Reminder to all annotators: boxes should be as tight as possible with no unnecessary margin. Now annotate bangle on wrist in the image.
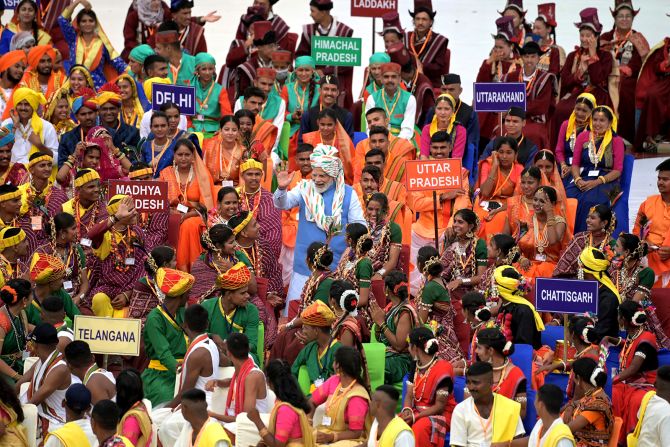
[599,175,606,184]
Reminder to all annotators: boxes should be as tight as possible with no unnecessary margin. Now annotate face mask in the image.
[275,69,289,81]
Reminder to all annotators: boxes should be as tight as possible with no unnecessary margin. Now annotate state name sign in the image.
[473,82,526,113]
[74,315,141,356]
[311,36,362,67]
[404,159,462,192]
[108,180,168,213]
[535,278,599,315]
[351,0,397,17]
[152,84,196,116]
[2,0,20,8]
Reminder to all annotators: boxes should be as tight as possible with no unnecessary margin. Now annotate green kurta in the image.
[190,80,227,137]
[370,88,412,136]
[27,289,81,326]
[291,339,341,383]
[141,306,187,406]
[285,81,320,136]
[200,297,260,364]
[169,52,196,86]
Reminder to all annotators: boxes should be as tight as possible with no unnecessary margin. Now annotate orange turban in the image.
[216,262,251,290]
[27,45,56,70]
[0,50,27,73]
[300,301,336,327]
[30,252,66,285]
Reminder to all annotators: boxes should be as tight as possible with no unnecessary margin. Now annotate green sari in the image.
[0,309,28,376]
[379,301,419,384]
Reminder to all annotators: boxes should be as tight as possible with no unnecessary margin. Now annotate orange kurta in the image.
[159,164,215,272]
[281,172,306,248]
[302,123,354,185]
[408,167,471,239]
[353,135,415,184]
[474,159,524,240]
[633,195,670,288]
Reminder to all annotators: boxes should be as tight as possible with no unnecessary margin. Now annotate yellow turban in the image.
[578,247,620,302]
[107,194,129,216]
[30,252,66,285]
[13,88,46,154]
[300,300,336,327]
[0,227,26,250]
[240,159,264,174]
[156,267,195,297]
[494,265,545,331]
[143,77,171,102]
[74,168,101,189]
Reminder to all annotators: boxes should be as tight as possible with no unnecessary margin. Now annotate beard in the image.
[37,67,52,77]
[7,72,22,84]
[314,179,334,194]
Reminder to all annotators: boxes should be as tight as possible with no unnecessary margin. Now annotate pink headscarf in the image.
[85,126,123,181]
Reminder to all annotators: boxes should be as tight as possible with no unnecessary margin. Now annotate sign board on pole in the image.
[74,315,141,356]
[2,0,20,9]
[351,0,397,17]
[473,82,526,113]
[107,180,169,214]
[152,84,196,115]
[311,37,363,67]
[404,159,462,192]
[535,278,599,315]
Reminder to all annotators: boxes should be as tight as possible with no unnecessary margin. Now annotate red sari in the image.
[411,359,456,447]
[493,363,526,400]
[612,330,658,443]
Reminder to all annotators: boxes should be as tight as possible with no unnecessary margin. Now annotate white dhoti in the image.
[157,408,187,447]
[280,245,295,287]
[283,272,309,317]
[409,231,444,296]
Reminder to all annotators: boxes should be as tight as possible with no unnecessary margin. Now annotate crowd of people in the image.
[0,0,669,445]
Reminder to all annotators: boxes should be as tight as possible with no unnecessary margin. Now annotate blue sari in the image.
[565,132,622,233]
[141,130,202,177]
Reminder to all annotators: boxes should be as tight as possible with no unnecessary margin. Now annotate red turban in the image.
[0,51,27,73]
[27,45,56,70]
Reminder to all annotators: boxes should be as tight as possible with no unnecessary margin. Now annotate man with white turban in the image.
[274,144,366,316]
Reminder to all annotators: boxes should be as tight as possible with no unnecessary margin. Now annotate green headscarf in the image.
[369,52,391,65]
[129,44,155,64]
[295,56,316,69]
[195,53,216,67]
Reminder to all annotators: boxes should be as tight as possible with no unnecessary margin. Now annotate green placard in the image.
[311,36,362,67]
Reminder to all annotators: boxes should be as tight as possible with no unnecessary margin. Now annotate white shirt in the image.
[273,183,367,226]
[637,394,670,447]
[367,418,415,447]
[449,397,525,447]
[365,90,417,140]
[140,110,188,138]
[2,117,59,163]
[44,418,97,447]
[233,96,286,161]
[0,87,12,117]
[527,418,574,447]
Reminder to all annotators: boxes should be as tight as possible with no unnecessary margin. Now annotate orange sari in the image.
[302,122,354,185]
[202,135,245,185]
[250,118,278,191]
[517,214,571,284]
[159,156,215,272]
[352,136,415,183]
[474,158,524,239]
